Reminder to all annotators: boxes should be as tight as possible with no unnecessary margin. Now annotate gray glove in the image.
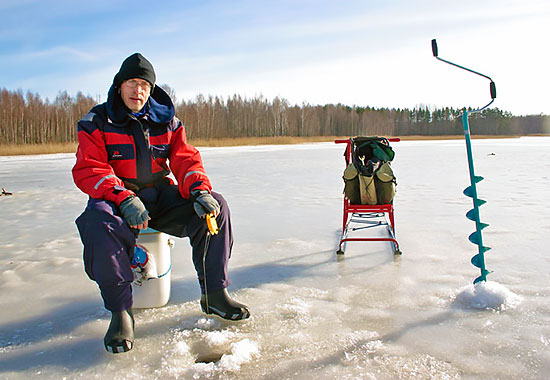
[192,190,220,218]
[119,195,149,227]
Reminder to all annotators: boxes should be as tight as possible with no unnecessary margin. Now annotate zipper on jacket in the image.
[131,117,153,186]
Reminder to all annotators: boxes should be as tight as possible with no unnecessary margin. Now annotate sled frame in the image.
[335,137,402,255]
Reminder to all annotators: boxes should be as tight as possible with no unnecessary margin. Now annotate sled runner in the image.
[335,137,401,255]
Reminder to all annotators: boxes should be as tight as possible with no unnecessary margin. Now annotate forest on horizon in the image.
[0,86,548,146]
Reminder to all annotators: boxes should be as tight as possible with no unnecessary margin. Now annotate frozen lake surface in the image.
[1,137,549,379]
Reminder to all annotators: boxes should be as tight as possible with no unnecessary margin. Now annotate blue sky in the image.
[1,0,549,115]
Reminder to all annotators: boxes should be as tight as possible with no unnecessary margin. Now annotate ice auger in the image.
[431,39,496,284]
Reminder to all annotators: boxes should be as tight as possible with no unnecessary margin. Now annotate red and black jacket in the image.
[72,85,211,205]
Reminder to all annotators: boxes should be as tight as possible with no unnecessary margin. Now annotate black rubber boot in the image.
[104,309,134,353]
[201,289,250,320]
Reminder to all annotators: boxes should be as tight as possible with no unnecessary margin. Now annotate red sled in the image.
[335,137,402,255]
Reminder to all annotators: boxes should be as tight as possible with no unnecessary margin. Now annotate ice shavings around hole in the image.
[453,281,522,310]
[213,339,259,371]
[174,340,191,355]
[205,329,236,346]
[0,269,24,288]
[160,319,259,378]
[194,316,221,330]
[189,339,259,375]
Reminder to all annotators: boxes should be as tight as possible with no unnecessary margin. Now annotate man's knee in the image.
[84,198,119,216]
[76,198,135,284]
[211,191,229,216]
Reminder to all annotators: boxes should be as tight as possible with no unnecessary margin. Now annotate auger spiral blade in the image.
[475,199,487,207]
[474,270,491,284]
[463,186,475,198]
[478,222,489,230]
[465,181,491,283]
[466,210,489,228]
[468,231,481,245]
[471,248,492,268]
[466,209,478,221]
[463,180,483,197]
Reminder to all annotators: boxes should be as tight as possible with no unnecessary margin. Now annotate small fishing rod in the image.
[202,213,220,312]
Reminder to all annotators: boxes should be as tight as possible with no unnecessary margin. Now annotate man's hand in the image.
[119,195,150,229]
[192,190,220,218]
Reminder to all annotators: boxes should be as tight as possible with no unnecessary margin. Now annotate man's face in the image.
[120,78,151,112]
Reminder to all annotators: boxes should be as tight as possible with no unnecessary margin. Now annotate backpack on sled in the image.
[335,136,401,255]
[342,136,397,206]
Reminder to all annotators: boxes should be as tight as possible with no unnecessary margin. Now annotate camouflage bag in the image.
[343,163,378,205]
[343,163,360,204]
[374,162,396,204]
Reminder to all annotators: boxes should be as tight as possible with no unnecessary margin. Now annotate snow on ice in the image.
[453,281,522,310]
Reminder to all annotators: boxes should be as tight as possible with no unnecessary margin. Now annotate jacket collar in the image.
[106,84,175,125]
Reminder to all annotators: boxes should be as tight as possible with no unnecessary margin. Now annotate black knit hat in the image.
[113,53,156,88]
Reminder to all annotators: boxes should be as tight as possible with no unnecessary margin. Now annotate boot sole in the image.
[105,340,133,354]
[201,304,250,321]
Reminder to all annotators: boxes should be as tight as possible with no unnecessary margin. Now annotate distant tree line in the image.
[0,86,548,145]
[0,89,97,145]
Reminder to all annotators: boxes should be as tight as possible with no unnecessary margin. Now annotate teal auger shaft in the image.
[431,38,496,284]
[462,111,491,283]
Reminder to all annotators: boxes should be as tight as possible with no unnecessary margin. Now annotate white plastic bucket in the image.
[132,228,173,308]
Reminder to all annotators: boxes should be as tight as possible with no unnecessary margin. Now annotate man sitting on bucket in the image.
[72,52,250,354]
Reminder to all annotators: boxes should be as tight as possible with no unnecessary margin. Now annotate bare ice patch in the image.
[452,281,522,310]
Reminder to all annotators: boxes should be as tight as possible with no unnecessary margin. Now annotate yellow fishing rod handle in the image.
[206,213,220,235]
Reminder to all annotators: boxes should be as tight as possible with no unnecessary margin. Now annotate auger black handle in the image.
[432,38,496,108]
[431,39,438,57]
[490,81,497,99]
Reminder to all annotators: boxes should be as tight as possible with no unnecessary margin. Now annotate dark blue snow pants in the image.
[75,181,233,312]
